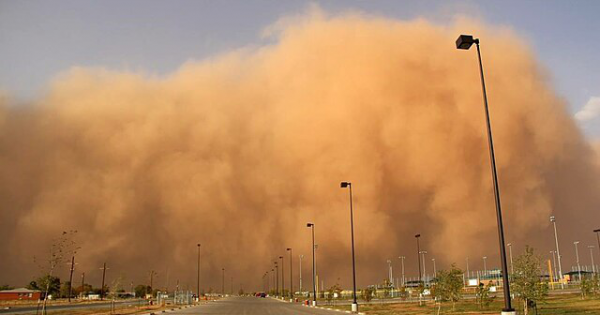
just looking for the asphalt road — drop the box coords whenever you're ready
[0,300,146,315]
[172,297,343,315]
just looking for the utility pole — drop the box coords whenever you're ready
[99,263,108,301]
[149,270,156,292]
[68,256,75,302]
[81,272,85,298]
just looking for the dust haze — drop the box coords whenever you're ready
[1,11,599,291]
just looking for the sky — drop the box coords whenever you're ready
[1,0,599,137]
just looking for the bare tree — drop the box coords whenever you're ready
[34,230,79,315]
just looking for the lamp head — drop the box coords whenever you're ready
[415,234,421,238]
[340,182,350,188]
[279,256,283,259]
[197,243,201,247]
[594,229,600,233]
[456,35,477,50]
[550,215,555,222]
[307,223,314,227]
[286,248,291,251]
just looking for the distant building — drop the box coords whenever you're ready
[0,288,43,300]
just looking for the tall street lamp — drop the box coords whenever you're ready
[415,234,422,284]
[420,251,428,282]
[197,244,201,299]
[387,260,393,285]
[507,243,514,276]
[307,223,317,306]
[221,268,225,296]
[299,255,304,294]
[432,259,437,278]
[398,256,406,287]
[341,181,358,313]
[594,229,600,271]
[274,261,279,296]
[483,256,488,277]
[574,241,582,282]
[279,256,284,298]
[588,246,596,274]
[287,248,293,299]
[456,34,514,315]
[550,251,558,282]
[550,216,564,284]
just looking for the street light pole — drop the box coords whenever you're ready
[197,244,201,299]
[279,256,284,298]
[387,260,393,285]
[307,223,317,306]
[594,229,600,273]
[299,255,304,294]
[483,256,488,277]
[341,182,358,313]
[551,251,558,283]
[398,256,405,287]
[415,235,422,284]
[456,34,514,314]
[222,268,225,296]
[574,241,582,282]
[287,248,293,299]
[507,243,514,275]
[588,246,596,274]
[466,257,470,280]
[274,262,279,296]
[421,251,427,282]
[432,259,436,278]
[551,216,564,285]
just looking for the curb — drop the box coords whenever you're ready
[300,303,365,314]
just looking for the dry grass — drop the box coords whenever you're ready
[330,294,600,314]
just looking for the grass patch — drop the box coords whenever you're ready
[329,294,600,314]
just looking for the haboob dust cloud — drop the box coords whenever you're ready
[1,10,598,290]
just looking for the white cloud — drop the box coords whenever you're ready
[575,96,600,121]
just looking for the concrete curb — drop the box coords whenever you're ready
[300,303,365,315]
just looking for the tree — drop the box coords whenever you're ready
[581,277,599,298]
[35,275,61,297]
[134,285,151,298]
[511,246,548,315]
[33,230,79,314]
[60,281,71,298]
[432,264,464,311]
[475,282,496,310]
[326,283,342,304]
[0,285,13,290]
[361,287,374,303]
[381,279,392,298]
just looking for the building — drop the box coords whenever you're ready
[0,288,43,301]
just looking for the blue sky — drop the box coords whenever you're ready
[1,0,599,137]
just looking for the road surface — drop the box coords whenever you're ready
[173,297,343,314]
